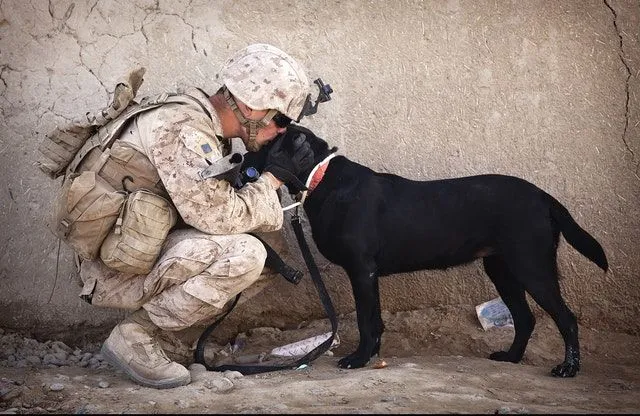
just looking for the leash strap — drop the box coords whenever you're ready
[194,210,339,375]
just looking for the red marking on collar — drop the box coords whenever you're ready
[308,162,329,192]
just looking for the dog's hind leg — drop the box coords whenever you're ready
[504,248,581,377]
[338,268,381,369]
[524,277,580,377]
[483,255,536,364]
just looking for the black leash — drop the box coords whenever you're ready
[194,207,339,375]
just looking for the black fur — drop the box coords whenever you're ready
[244,125,608,377]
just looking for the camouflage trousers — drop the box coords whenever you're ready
[79,228,286,332]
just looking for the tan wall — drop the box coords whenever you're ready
[0,0,638,344]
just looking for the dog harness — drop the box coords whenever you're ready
[282,152,337,211]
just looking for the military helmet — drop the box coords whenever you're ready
[220,43,310,122]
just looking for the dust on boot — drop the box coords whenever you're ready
[101,308,191,389]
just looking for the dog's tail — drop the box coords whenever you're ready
[546,193,608,271]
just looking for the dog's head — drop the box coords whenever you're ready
[241,124,338,195]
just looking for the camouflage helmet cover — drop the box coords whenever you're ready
[220,44,311,121]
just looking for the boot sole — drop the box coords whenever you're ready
[101,343,191,389]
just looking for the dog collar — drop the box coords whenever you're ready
[282,153,337,211]
[306,153,337,192]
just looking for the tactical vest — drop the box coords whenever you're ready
[38,68,218,274]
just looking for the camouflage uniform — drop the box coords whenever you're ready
[80,87,286,332]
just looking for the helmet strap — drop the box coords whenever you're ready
[223,87,278,150]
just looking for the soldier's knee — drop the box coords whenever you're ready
[243,234,268,272]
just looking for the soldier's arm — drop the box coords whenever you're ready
[148,111,284,235]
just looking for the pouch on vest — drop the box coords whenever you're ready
[51,171,127,260]
[99,190,177,274]
[36,67,146,179]
[78,140,169,198]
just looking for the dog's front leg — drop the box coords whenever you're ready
[338,270,380,369]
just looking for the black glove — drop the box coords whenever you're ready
[264,133,314,192]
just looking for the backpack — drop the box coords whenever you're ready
[39,68,208,272]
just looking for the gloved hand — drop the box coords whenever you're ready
[264,133,314,191]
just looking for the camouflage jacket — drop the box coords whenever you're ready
[118,87,284,234]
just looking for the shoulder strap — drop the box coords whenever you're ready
[67,93,211,175]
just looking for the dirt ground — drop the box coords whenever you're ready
[1,305,639,414]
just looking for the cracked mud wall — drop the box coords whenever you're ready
[0,0,638,343]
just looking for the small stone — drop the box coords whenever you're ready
[148,401,156,405]
[98,381,109,389]
[188,363,207,373]
[1,387,22,402]
[51,341,72,353]
[25,356,41,366]
[223,370,243,380]
[53,351,68,362]
[2,347,16,357]
[49,383,64,391]
[203,377,234,393]
[42,354,56,365]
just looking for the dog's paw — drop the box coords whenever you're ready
[488,351,519,363]
[338,353,370,369]
[551,362,579,378]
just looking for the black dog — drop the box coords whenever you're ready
[243,125,608,377]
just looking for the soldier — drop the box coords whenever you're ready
[79,44,317,388]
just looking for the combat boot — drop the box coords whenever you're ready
[101,308,191,389]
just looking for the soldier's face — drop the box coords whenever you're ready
[244,109,287,151]
[254,120,287,148]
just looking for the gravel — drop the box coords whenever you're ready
[0,328,109,370]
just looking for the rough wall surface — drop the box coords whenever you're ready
[0,0,638,343]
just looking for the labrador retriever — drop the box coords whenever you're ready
[242,125,608,378]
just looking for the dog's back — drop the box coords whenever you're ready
[306,158,598,276]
